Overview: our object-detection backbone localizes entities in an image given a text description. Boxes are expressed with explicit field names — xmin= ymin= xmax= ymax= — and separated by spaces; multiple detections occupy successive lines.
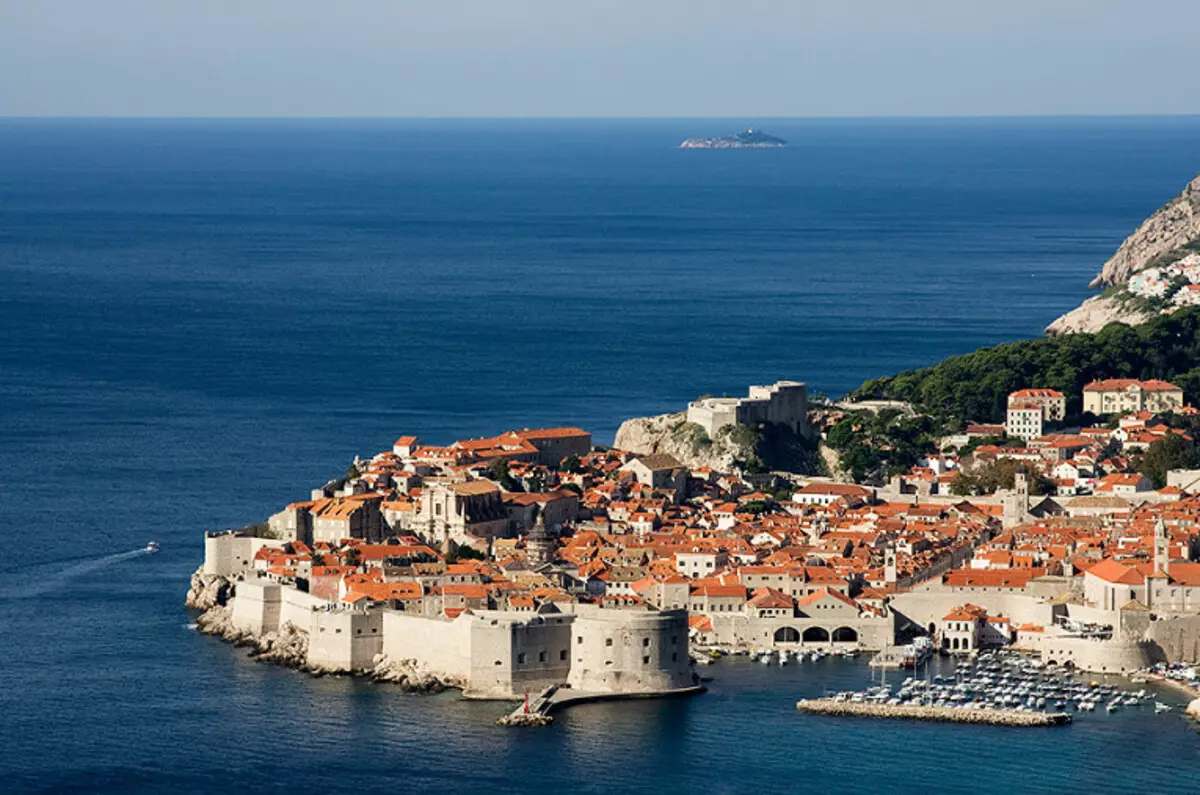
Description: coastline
xmin=187 ymin=568 xmax=464 ymax=693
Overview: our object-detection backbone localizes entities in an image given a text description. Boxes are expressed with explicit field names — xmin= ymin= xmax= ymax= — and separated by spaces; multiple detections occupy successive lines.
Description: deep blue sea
xmin=3 ymin=118 xmax=1200 ymax=793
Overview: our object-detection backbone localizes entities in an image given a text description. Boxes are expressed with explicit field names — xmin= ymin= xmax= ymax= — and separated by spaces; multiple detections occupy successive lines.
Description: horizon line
xmin=3 ymin=113 xmax=1200 ymax=122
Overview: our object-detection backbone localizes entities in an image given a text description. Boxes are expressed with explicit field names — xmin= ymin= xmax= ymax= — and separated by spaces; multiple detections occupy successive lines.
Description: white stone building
xmin=686 ymin=380 xmax=808 ymax=438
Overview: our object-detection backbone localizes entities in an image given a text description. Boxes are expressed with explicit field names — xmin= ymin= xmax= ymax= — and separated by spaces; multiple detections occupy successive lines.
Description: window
xmin=494 ymin=660 xmax=502 ymax=666
xmin=642 ymin=656 xmax=650 ymax=665
xmin=560 ymin=650 xmax=567 ymax=661
xmin=672 ymin=653 xmax=678 ymax=662
xmin=538 ymin=651 xmax=547 ymax=662
xmin=671 ymin=636 xmax=677 ymax=645
xmin=517 ymin=653 xmax=526 ymax=665
xmin=577 ymin=636 xmax=583 ymax=644
xmin=643 ymin=638 xmax=650 ymax=647
xmin=605 ymin=638 xmax=613 ymax=647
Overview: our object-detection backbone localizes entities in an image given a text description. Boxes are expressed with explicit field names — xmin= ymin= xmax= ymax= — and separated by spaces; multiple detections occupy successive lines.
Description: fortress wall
xmin=1146 ymin=615 xmax=1200 ymax=663
xmin=381 ymin=611 xmax=473 ymax=682
xmin=1040 ymin=636 xmax=1159 ymax=673
xmin=205 ymin=534 xmax=281 ymax=577
xmin=567 ymin=609 xmax=692 ymax=693
xmin=230 ymin=580 xmax=282 ymax=636
xmin=307 ymin=610 xmax=383 ymax=672
xmin=466 ymin=614 xmax=573 ymax=699
xmin=279 ymin=587 xmax=326 ymax=632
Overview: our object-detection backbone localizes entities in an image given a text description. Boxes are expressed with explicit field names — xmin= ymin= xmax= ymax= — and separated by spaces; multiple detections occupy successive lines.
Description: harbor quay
xmin=795 ymin=699 xmax=1072 ymax=727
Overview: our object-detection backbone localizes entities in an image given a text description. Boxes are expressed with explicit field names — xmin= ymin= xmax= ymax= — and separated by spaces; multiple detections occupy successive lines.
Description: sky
xmin=2 ymin=0 xmax=1200 ymax=117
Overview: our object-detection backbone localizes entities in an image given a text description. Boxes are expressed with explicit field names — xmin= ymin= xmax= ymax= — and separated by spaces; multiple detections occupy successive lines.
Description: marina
xmin=815 ymin=649 xmax=1177 ymax=718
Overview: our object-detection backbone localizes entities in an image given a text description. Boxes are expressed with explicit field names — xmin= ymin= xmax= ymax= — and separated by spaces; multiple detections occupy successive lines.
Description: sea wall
xmin=1039 ymin=636 xmax=1161 ymax=674
xmin=796 ymin=699 xmax=1070 ymax=727
xmin=1146 ymin=615 xmax=1200 ymax=663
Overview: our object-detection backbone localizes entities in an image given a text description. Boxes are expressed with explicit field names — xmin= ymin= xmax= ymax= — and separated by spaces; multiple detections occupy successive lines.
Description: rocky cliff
xmin=613 ymin=412 xmax=751 ymax=471
xmin=1044 ymin=293 xmax=1154 ymax=336
xmin=1047 ymin=174 xmax=1200 ymax=335
xmin=613 ymin=411 xmax=824 ymax=475
xmin=1090 ymin=175 xmax=1200 ymax=288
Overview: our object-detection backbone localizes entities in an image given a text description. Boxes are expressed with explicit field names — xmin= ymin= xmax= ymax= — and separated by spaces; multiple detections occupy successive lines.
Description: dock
xmin=868 ymin=647 xmax=906 ymax=669
xmin=796 ymin=698 xmax=1072 ymax=727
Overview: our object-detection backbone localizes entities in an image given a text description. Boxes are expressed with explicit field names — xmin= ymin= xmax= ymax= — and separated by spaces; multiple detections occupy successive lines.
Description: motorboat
xmin=145 ymin=541 xmax=160 ymax=553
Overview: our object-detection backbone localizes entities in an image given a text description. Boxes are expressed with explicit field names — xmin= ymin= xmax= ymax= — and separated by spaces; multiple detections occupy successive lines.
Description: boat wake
xmin=0 ymin=547 xmax=152 ymax=599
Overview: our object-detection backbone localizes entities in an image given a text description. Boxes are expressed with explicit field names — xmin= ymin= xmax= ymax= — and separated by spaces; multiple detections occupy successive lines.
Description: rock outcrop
xmin=185 ymin=567 xmax=231 ymax=611
xmin=369 ymin=656 xmax=464 ymax=694
xmin=1187 ymin=697 xmax=1200 ymax=722
xmin=613 ymin=412 xmax=752 ymax=471
xmin=1044 ymin=293 xmax=1153 ymax=336
xmin=1048 ymin=174 xmax=1200 ymax=335
xmin=496 ymin=712 xmax=553 ymax=727
xmin=1091 ymin=175 xmax=1200 ymax=288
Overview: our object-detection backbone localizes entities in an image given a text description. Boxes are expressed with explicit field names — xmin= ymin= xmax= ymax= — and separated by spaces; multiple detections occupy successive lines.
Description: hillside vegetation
xmin=852 ymin=308 xmax=1200 ymax=424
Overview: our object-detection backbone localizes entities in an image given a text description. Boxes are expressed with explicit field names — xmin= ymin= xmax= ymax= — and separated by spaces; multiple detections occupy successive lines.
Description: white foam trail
xmin=0 ymin=548 xmax=150 ymax=598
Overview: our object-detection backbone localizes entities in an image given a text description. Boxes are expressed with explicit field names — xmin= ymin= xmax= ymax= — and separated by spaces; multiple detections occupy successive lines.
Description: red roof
xmin=796 ymin=588 xmax=858 ymax=610
xmin=1085 ymin=559 xmax=1145 ymax=586
xmin=1084 ymin=378 xmax=1180 ymax=393
xmin=747 ymin=587 xmax=795 ymax=610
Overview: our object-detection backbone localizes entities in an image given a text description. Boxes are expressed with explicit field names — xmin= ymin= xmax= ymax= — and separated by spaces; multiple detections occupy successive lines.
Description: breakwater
xmin=796 ymin=699 xmax=1071 ymax=727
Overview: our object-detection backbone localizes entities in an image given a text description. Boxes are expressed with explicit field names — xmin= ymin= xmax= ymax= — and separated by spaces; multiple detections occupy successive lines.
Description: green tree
xmin=343 ymin=548 xmax=362 ymax=568
xmin=1138 ymin=435 xmax=1200 ymax=488
xmin=445 ymin=541 xmax=486 ymax=564
xmin=486 ymin=457 xmax=519 ymax=491
xmin=851 ymin=307 xmax=1200 ymax=423
xmin=951 ymin=459 xmax=1053 ymax=496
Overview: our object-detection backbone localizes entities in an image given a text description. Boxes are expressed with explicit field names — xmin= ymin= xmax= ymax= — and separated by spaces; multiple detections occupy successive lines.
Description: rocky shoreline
xmin=186 ymin=567 xmax=463 ymax=693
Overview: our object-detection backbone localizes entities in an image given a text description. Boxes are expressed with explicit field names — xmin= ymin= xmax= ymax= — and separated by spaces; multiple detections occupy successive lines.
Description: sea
xmin=2 ymin=117 xmax=1200 ymax=794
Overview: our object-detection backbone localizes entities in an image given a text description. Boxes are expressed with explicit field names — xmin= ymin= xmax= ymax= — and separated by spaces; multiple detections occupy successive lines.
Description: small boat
xmin=1155 ymin=702 xmax=1173 ymax=713
xmin=145 ymin=541 xmax=160 ymax=553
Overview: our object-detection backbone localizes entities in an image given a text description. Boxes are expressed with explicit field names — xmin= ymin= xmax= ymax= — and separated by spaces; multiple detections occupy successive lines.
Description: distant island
xmin=680 ymin=129 xmax=787 ymax=149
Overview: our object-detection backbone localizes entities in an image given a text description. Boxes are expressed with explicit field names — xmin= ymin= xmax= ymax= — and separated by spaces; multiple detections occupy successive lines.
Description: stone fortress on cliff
xmin=685 ymin=380 xmax=809 ymax=438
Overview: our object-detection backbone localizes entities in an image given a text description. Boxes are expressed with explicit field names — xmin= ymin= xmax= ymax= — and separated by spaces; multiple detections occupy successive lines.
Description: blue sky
xmin=3 ymin=0 xmax=1199 ymax=117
